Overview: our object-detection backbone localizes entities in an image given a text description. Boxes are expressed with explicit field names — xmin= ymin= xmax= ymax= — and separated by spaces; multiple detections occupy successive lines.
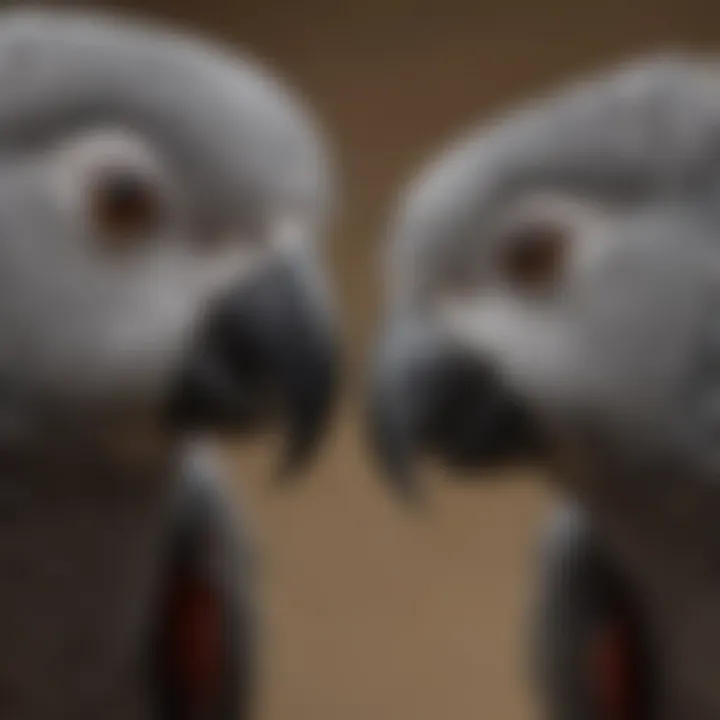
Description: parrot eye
xmin=499 ymin=221 xmax=569 ymax=291
xmin=90 ymin=169 xmax=166 ymax=246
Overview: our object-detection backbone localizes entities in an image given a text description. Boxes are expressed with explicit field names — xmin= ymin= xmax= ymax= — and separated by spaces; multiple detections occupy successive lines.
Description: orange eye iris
xmin=91 ymin=170 xmax=164 ymax=245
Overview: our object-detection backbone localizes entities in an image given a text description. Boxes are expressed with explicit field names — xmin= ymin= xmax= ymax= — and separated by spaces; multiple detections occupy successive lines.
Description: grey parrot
xmin=0 ymin=8 xmax=338 ymax=720
xmin=369 ymin=55 xmax=720 ymax=720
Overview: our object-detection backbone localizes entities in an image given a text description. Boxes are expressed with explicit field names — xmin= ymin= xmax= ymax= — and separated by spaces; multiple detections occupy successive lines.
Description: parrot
xmin=0 ymin=8 xmax=338 ymax=720
xmin=368 ymin=54 xmax=720 ymax=720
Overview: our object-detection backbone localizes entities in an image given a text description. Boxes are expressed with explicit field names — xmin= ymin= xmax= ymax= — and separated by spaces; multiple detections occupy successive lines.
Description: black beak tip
xmin=366 ymin=389 xmax=426 ymax=506
xmin=280 ymin=327 xmax=341 ymax=476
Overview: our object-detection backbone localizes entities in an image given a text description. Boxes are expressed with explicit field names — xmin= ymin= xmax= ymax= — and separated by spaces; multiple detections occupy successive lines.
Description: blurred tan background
xmin=46 ymin=1 xmax=720 ymax=718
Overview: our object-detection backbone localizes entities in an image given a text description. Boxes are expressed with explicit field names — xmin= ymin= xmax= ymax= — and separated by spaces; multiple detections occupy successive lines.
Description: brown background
xmin=30 ymin=1 xmax=720 ymax=718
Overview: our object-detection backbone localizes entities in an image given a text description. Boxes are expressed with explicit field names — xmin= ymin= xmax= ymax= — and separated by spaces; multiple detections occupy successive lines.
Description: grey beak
xmin=367 ymin=319 xmax=540 ymax=500
xmin=367 ymin=321 xmax=444 ymax=500
xmin=168 ymin=256 xmax=339 ymax=473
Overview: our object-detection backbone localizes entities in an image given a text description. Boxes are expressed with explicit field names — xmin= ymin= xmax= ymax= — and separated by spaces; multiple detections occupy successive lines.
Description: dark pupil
xmin=95 ymin=172 xmax=159 ymax=237
xmin=506 ymin=226 xmax=565 ymax=286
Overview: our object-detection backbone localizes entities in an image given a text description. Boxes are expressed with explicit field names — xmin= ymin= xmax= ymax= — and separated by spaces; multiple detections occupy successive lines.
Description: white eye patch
xmin=48 ymin=127 xmax=164 ymax=176
xmin=492 ymin=191 xmax=619 ymax=293
xmin=439 ymin=292 xmax=566 ymax=364
xmin=269 ymin=210 xmax=309 ymax=252
xmin=41 ymin=126 xmax=175 ymax=230
xmin=201 ymin=208 xmax=313 ymax=293
xmin=437 ymin=290 xmax=589 ymax=408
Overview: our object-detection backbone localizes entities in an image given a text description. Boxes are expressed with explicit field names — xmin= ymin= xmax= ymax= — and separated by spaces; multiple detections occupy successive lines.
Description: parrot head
xmin=0 ymin=9 xmax=339 ymax=470
xmin=369 ymin=55 xmax=720 ymax=498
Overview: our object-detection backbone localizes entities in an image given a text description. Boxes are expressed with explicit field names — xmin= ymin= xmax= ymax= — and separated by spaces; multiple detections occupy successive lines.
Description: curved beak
xmin=367 ymin=319 xmax=539 ymax=500
xmin=168 ymin=256 xmax=339 ymax=473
